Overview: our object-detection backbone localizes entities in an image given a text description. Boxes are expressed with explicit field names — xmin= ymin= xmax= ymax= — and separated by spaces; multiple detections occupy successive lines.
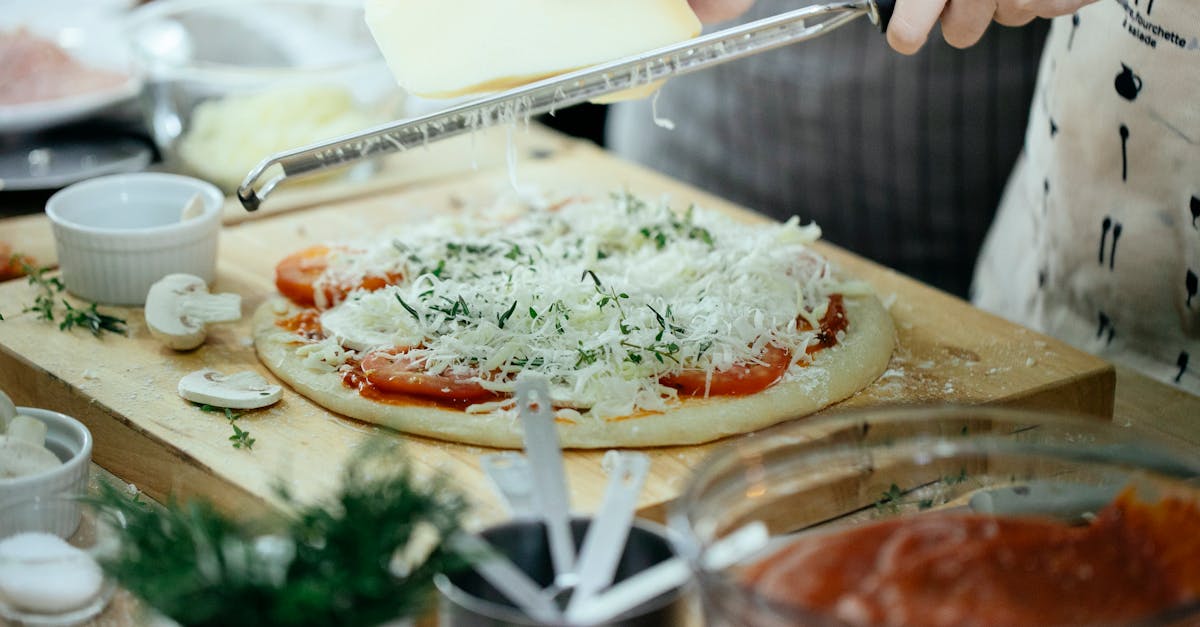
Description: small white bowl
xmin=0 ymin=408 xmax=92 ymax=515
xmin=45 ymin=172 xmax=223 ymax=306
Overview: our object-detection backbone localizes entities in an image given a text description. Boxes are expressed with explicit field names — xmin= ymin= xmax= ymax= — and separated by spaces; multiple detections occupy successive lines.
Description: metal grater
xmin=238 ymin=0 xmax=895 ymax=210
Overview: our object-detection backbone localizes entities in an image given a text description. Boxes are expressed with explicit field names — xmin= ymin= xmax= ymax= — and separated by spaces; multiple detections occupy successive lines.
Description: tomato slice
xmin=361 ymin=348 xmax=496 ymax=402
xmin=661 ymin=344 xmax=792 ymax=396
xmin=275 ymin=245 xmax=404 ymax=308
xmin=0 ymin=242 xmax=32 ymax=282
xmin=275 ymin=245 xmax=331 ymax=307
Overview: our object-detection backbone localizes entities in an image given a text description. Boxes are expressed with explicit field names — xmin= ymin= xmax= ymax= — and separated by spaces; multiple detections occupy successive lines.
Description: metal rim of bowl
xmin=124 ymin=0 xmax=386 ymax=82
xmin=666 ymin=405 xmax=1200 ymax=624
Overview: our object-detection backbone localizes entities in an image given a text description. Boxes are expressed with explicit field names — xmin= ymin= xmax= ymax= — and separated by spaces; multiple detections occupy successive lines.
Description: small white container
xmin=0 ymin=407 xmax=92 ymax=528
xmin=45 ymin=173 xmax=223 ymax=306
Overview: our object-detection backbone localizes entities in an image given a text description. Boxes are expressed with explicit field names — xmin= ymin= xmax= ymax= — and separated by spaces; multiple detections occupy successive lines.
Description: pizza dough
xmin=253 ymin=196 xmax=894 ymax=449
xmin=253 ymin=292 xmax=892 ymax=449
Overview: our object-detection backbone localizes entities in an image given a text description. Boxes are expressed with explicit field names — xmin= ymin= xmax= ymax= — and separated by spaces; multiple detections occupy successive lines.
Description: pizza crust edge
xmin=253 ymin=294 xmax=895 ymax=449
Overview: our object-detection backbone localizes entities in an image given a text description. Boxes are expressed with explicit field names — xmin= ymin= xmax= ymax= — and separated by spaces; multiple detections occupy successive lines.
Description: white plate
xmin=0 ymin=10 xmax=141 ymax=134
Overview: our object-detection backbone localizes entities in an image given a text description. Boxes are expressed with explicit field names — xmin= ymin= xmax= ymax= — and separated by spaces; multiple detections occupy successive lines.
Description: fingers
xmin=941 ymin=0 xmax=996 ymax=48
xmin=889 ymin=0 xmax=1095 ymax=54
xmin=887 ymin=0 xmax=949 ymax=55
xmin=996 ymin=0 xmax=1096 ymax=24
xmin=687 ymin=0 xmax=756 ymax=24
xmin=994 ymin=0 xmax=1038 ymax=26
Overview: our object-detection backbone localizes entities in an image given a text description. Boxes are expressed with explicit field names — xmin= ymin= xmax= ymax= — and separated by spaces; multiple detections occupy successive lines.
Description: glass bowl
xmin=125 ymin=0 xmax=402 ymax=192
xmin=670 ymin=406 xmax=1200 ymax=627
xmin=0 ymin=494 xmax=125 ymax=626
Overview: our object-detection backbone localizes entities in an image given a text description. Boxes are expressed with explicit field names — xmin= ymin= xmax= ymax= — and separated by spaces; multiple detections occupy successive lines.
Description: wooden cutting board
xmin=0 ymin=139 xmax=1114 ymax=525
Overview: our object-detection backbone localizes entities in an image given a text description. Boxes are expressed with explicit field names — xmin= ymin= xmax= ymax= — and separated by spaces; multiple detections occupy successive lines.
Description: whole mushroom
xmin=144 ymin=274 xmax=242 ymax=350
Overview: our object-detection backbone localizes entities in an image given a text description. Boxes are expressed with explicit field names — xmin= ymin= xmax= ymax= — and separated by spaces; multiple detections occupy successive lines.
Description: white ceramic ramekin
xmin=45 ymin=173 xmax=223 ymax=306
xmin=0 ymin=407 xmax=92 ymax=534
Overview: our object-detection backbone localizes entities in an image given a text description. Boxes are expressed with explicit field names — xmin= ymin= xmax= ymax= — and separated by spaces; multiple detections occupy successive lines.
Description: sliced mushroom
xmin=145 ymin=274 xmax=242 ymax=350
xmin=178 ymin=369 xmax=282 ymax=410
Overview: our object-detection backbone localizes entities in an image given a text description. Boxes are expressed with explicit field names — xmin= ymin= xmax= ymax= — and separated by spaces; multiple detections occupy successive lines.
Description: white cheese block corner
xmin=365 ymin=0 xmax=701 ymax=99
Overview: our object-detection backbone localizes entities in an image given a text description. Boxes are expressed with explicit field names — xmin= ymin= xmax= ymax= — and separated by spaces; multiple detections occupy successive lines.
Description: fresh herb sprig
xmin=10 ymin=258 xmax=126 ymax=337
xmin=196 ymin=403 xmax=256 ymax=451
xmin=93 ymin=442 xmax=469 ymax=627
xmin=59 ymin=300 xmax=128 ymax=336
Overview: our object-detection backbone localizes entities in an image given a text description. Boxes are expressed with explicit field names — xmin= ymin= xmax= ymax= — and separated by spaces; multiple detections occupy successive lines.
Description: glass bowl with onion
xmin=0 ymin=494 xmax=126 ymax=626
xmin=125 ymin=0 xmax=402 ymax=193
xmin=670 ymin=406 xmax=1200 ymax=627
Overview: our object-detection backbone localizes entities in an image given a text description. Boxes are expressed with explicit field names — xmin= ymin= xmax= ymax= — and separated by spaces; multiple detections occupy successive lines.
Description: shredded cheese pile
xmin=304 ymin=193 xmax=866 ymax=417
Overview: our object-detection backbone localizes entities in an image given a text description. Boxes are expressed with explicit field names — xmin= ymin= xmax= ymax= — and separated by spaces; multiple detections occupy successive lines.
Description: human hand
xmin=887 ymin=0 xmax=1097 ymax=54
xmin=688 ymin=0 xmax=756 ymax=24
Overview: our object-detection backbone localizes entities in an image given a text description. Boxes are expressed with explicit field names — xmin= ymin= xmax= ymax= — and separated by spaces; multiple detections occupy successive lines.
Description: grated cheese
xmin=308 ymin=193 xmax=852 ymax=418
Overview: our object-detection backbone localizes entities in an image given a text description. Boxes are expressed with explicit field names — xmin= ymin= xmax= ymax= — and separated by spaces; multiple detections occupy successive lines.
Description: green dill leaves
xmin=496 ymin=301 xmax=518 ymax=329
xmin=395 ymin=294 xmax=421 ymax=321
xmin=580 ymin=269 xmax=602 ymax=287
xmin=429 ymin=295 xmax=472 ymax=320
xmin=95 ymin=441 xmax=468 ymax=627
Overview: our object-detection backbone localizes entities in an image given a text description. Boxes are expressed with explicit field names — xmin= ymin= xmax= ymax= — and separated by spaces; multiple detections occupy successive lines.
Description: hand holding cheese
xmin=687 ymin=0 xmax=756 ymax=23
xmin=364 ymin=0 xmax=701 ymax=98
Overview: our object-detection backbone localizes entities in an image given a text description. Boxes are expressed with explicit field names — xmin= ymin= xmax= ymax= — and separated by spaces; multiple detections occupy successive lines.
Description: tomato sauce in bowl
xmin=670 ymin=407 xmax=1200 ymax=627
xmin=740 ymin=490 xmax=1200 ymax=627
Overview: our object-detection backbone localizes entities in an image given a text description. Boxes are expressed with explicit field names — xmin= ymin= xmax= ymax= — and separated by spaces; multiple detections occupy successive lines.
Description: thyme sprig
xmin=58 ymin=300 xmax=128 ymax=336
xmin=93 ymin=441 xmax=469 ymax=627
xmin=196 ymin=403 xmax=256 ymax=451
xmin=9 ymin=258 xmax=126 ymax=337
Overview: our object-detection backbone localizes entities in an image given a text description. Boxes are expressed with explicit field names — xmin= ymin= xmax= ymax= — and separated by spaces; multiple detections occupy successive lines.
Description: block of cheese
xmin=364 ymin=0 xmax=702 ymax=99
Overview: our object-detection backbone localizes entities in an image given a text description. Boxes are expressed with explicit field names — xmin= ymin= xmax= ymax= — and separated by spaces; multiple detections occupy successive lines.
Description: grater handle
xmin=872 ymin=0 xmax=897 ymax=32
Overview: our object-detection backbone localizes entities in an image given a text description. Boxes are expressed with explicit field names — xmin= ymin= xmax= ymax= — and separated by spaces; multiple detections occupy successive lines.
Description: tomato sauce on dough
xmin=277 ymin=294 xmax=850 ymax=410
xmin=340 ymin=358 xmax=496 ymax=411
xmin=740 ymin=490 xmax=1200 ymax=626
xmin=277 ymin=310 xmax=324 ymax=341
xmin=806 ymin=294 xmax=847 ymax=354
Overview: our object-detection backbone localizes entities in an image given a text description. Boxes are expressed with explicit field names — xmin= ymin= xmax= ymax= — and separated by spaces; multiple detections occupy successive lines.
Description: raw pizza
xmin=253 ymin=193 xmax=894 ymax=448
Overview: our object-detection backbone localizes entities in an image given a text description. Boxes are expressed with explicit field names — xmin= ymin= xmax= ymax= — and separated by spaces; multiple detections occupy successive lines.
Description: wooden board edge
xmin=0 ymin=347 xmax=274 ymax=519
xmin=995 ymin=362 xmax=1117 ymax=420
